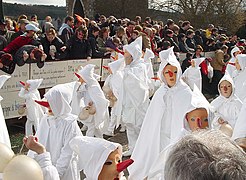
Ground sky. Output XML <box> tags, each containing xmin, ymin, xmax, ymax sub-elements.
<box><xmin>3</xmin><ymin>0</ymin><xmax>66</xmax><ymax>6</ymax></box>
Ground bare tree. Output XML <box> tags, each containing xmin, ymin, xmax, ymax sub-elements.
<box><xmin>150</xmin><ymin>0</ymin><xmax>245</xmax><ymax>33</ymax></box>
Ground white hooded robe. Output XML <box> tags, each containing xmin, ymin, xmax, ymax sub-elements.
<box><xmin>211</xmin><ymin>73</ymin><xmax>242</xmax><ymax>129</ymax></box>
<box><xmin>0</xmin><ymin>75</ymin><xmax>11</xmax><ymax>148</ymax></box>
<box><xmin>28</xmin><ymin>83</ymin><xmax>82</xmax><ymax>180</ymax></box>
<box><xmin>128</xmin><ymin>47</ymin><xmax>193</xmax><ymax>180</ymax></box>
<box><xmin>18</xmin><ymin>79</ymin><xmax>44</xmax><ymax>135</ymax></box>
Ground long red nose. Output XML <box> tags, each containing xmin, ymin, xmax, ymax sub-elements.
<box><xmin>103</xmin><ymin>66</ymin><xmax>110</xmax><ymax>70</ymax></box>
<box><xmin>74</xmin><ymin>72</ymin><xmax>81</xmax><ymax>79</ymax></box>
<box><xmin>224</xmin><ymin>86</ymin><xmax>228</xmax><ymax>91</ymax></box>
<box><xmin>35</xmin><ymin>100</ymin><xmax>50</xmax><ymax>108</ymax></box>
<box><xmin>117</xmin><ymin>159</ymin><xmax>134</xmax><ymax>173</ymax></box>
<box><xmin>20</xmin><ymin>81</ymin><xmax>26</xmax><ymax>86</ymax></box>
<box><xmin>168</xmin><ymin>70</ymin><xmax>174</xmax><ymax>77</ymax></box>
<box><xmin>197</xmin><ymin>118</ymin><xmax>202</xmax><ymax>128</ymax></box>
<box><xmin>115</xmin><ymin>48</ymin><xmax>125</xmax><ymax>55</ymax></box>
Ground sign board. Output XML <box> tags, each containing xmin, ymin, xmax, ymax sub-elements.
<box><xmin>1</xmin><ymin>91</ymin><xmax>25</xmax><ymax>119</ymax></box>
<box><xmin>0</xmin><ymin>65</ymin><xmax>29</xmax><ymax>93</ymax></box>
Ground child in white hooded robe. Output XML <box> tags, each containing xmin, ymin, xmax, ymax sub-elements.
<box><xmin>75</xmin><ymin>64</ymin><xmax>109</xmax><ymax>138</ymax></box>
<box><xmin>117</xmin><ymin>36</ymin><xmax>150</xmax><ymax>156</ymax></box>
<box><xmin>232</xmin><ymin>99</ymin><xmax>246</xmax><ymax>151</ymax></box>
<box><xmin>102</xmin><ymin>59</ymin><xmax>125</xmax><ymax>136</ymax></box>
<box><xmin>232</xmin><ymin>54</ymin><xmax>246</xmax><ymax>101</ymax></box>
<box><xmin>182</xmin><ymin>57</ymin><xmax>205</xmax><ymax>91</ymax></box>
<box><xmin>128</xmin><ymin>47</ymin><xmax>193</xmax><ymax>180</ymax></box>
<box><xmin>211</xmin><ymin>72</ymin><xmax>242</xmax><ymax>130</ymax></box>
<box><xmin>147</xmin><ymin>85</ymin><xmax>212</xmax><ymax>180</ymax></box>
<box><xmin>226</xmin><ymin>46</ymin><xmax>241</xmax><ymax>76</ymax></box>
<box><xmin>28</xmin><ymin>83</ymin><xmax>82</xmax><ymax>180</ymax></box>
<box><xmin>0</xmin><ymin>75</ymin><xmax>11</xmax><ymax>148</ymax></box>
<box><xmin>18</xmin><ymin>79</ymin><xmax>44</xmax><ymax>136</ymax></box>
<box><xmin>69</xmin><ymin>136</ymin><xmax>134</xmax><ymax>180</ymax></box>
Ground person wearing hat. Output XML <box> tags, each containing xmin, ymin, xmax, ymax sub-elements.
<box><xmin>232</xmin><ymin>54</ymin><xmax>246</xmax><ymax>101</ymax></box>
<box><xmin>0</xmin><ymin>75</ymin><xmax>11</xmax><ymax>148</ymax></box>
<box><xmin>18</xmin><ymin>79</ymin><xmax>44</xmax><ymax>136</ymax></box>
<box><xmin>211</xmin><ymin>72</ymin><xmax>242</xmax><ymax>133</ymax></box>
<box><xmin>128</xmin><ymin>47</ymin><xmax>193</xmax><ymax>180</ymax></box>
<box><xmin>102</xmin><ymin>59</ymin><xmax>125</xmax><ymax>136</ymax></box>
<box><xmin>226</xmin><ymin>46</ymin><xmax>241</xmax><ymax>76</ymax></box>
<box><xmin>74</xmin><ymin>64</ymin><xmax>109</xmax><ymax>138</ymax></box>
<box><xmin>3</xmin><ymin>24</ymin><xmax>47</xmax><ymax>68</ymax></box>
<box><xmin>10</xmin><ymin>18</ymin><xmax>29</xmax><ymax>41</ymax></box>
<box><xmin>69</xmin><ymin>136</ymin><xmax>134</xmax><ymax>180</ymax></box>
<box><xmin>182</xmin><ymin>57</ymin><xmax>205</xmax><ymax>91</ymax></box>
<box><xmin>147</xmin><ymin>85</ymin><xmax>212</xmax><ymax>179</ymax></box>
<box><xmin>28</xmin><ymin>83</ymin><xmax>82</xmax><ymax>180</ymax></box>
<box><xmin>3</xmin><ymin>23</ymin><xmax>41</xmax><ymax>55</ymax></box>
<box><xmin>116</xmin><ymin>36</ymin><xmax>150</xmax><ymax>157</ymax></box>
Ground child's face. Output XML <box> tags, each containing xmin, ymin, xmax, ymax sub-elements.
<box><xmin>163</xmin><ymin>65</ymin><xmax>178</xmax><ymax>87</ymax></box>
<box><xmin>186</xmin><ymin>108</ymin><xmax>208</xmax><ymax>131</ymax></box>
<box><xmin>219</xmin><ymin>80</ymin><xmax>232</xmax><ymax>98</ymax></box>
<box><xmin>98</xmin><ymin>149</ymin><xmax>121</xmax><ymax>180</ymax></box>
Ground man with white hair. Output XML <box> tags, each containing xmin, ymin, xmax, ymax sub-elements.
<box><xmin>164</xmin><ymin>130</ymin><xmax>246</xmax><ymax>180</ymax></box>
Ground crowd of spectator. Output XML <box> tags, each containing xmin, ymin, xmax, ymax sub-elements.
<box><xmin>0</xmin><ymin>13</ymin><xmax>245</xmax><ymax>76</ymax></box>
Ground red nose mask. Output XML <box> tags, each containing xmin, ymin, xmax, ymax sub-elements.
<box><xmin>168</xmin><ymin>70</ymin><xmax>174</xmax><ymax>77</ymax></box>
<box><xmin>224</xmin><ymin>86</ymin><xmax>228</xmax><ymax>91</ymax></box>
<box><xmin>116</xmin><ymin>159</ymin><xmax>134</xmax><ymax>173</ymax></box>
<box><xmin>151</xmin><ymin>77</ymin><xmax>160</xmax><ymax>81</ymax></box>
<box><xmin>197</xmin><ymin>118</ymin><xmax>202</xmax><ymax>128</ymax></box>
<box><xmin>103</xmin><ymin>66</ymin><xmax>110</xmax><ymax>70</ymax></box>
<box><xmin>20</xmin><ymin>81</ymin><xmax>26</xmax><ymax>86</ymax></box>
<box><xmin>35</xmin><ymin>100</ymin><xmax>50</xmax><ymax>108</ymax></box>
<box><xmin>115</xmin><ymin>48</ymin><xmax>125</xmax><ymax>55</ymax></box>
<box><xmin>74</xmin><ymin>72</ymin><xmax>81</xmax><ymax>79</ymax></box>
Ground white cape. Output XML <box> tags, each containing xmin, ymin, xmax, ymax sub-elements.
<box><xmin>0</xmin><ymin>75</ymin><xmax>11</xmax><ymax>148</ymax></box>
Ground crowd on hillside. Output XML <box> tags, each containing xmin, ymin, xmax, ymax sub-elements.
<box><xmin>0</xmin><ymin>13</ymin><xmax>245</xmax><ymax>75</ymax></box>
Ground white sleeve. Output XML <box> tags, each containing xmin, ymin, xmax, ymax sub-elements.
<box><xmin>35</xmin><ymin>152</ymin><xmax>60</xmax><ymax>180</ymax></box>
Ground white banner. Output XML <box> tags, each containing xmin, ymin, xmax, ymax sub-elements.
<box><xmin>0</xmin><ymin>65</ymin><xmax>29</xmax><ymax>93</ymax></box>
<box><xmin>1</xmin><ymin>91</ymin><xmax>25</xmax><ymax>119</ymax></box>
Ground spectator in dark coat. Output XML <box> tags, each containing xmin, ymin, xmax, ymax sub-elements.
<box><xmin>181</xmin><ymin>52</ymin><xmax>192</xmax><ymax>73</ymax></box>
<box><xmin>40</xmin><ymin>28</ymin><xmax>66</xmax><ymax>60</ymax></box>
<box><xmin>65</xmin><ymin>26</ymin><xmax>92</xmax><ymax>60</ymax></box>
<box><xmin>178</xmin><ymin>33</ymin><xmax>193</xmax><ymax>53</ymax></box>
<box><xmin>164</xmin><ymin>29</ymin><xmax>180</xmax><ymax>52</ymax></box>
<box><xmin>194</xmin><ymin>29</ymin><xmax>204</xmax><ymax>48</ymax></box>
<box><xmin>186</xmin><ymin>29</ymin><xmax>196</xmax><ymax>50</ymax></box>
<box><xmin>58</xmin><ymin>16</ymin><xmax>74</xmax><ymax>43</ymax></box>
<box><xmin>88</xmin><ymin>25</ymin><xmax>105</xmax><ymax>58</ymax></box>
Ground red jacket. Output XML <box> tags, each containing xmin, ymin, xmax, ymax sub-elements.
<box><xmin>3</xmin><ymin>35</ymin><xmax>33</xmax><ymax>54</ymax></box>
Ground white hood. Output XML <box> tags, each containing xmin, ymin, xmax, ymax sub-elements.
<box><xmin>123</xmin><ymin>36</ymin><xmax>143</xmax><ymax>62</ymax></box>
<box><xmin>77</xmin><ymin>64</ymin><xmax>98</xmax><ymax>86</ymax></box>
<box><xmin>211</xmin><ymin>72</ymin><xmax>237</xmax><ymax>110</ymax></box>
<box><xmin>44</xmin><ymin>83</ymin><xmax>74</xmax><ymax>117</ymax></box>
<box><xmin>158</xmin><ymin>47</ymin><xmax>181</xmax><ymax>86</ymax></box>
<box><xmin>0</xmin><ymin>75</ymin><xmax>10</xmax><ymax>89</ymax></box>
<box><xmin>108</xmin><ymin>59</ymin><xmax>125</xmax><ymax>74</ymax></box>
<box><xmin>69</xmin><ymin>136</ymin><xmax>122</xmax><ymax>179</ymax></box>
<box><xmin>26</xmin><ymin>79</ymin><xmax>43</xmax><ymax>92</ymax></box>
<box><xmin>184</xmin><ymin>85</ymin><xmax>211</xmax><ymax>131</ymax></box>
<box><xmin>237</xmin><ymin>54</ymin><xmax>246</xmax><ymax>70</ymax></box>
<box><xmin>193</xmin><ymin>57</ymin><xmax>205</xmax><ymax>68</ymax></box>
<box><xmin>231</xmin><ymin>46</ymin><xmax>240</xmax><ymax>59</ymax></box>
<box><xmin>144</xmin><ymin>48</ymin><xmax>155</xmax><ymax>63</ymax></box>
